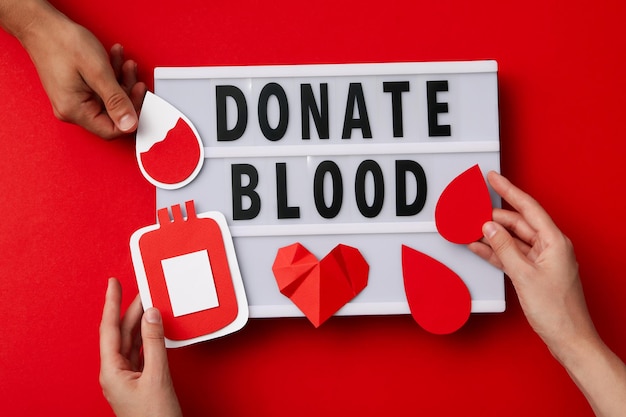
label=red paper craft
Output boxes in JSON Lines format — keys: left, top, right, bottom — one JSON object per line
{"left": 136, "top": 92, "right": 204, "bottom": 190}
{"left": 402, "top": 245, "right": 471, "bottom": 335}
{"left": 435, "top": 164, "right": 492, "bottom": 244}
{"left": 131, "top": 201, "right": 248, "bottom": 347}
{"left": 272, "top": 243, "right": 369, "bottom": 327}
{"left": 140, "top": 118, "right": 201, "bottom": 185}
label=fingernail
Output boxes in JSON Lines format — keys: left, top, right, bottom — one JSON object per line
{"left": 483, "top": 222, "right": 498, "bottom": 239}
{"left": 145, "top": 308, "right": 161, "bottom": 324}
{"left": 118, "top": 114, "right": 137, "bottom": 131}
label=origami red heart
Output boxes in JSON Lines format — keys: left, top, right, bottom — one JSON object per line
{"left": 435, "top": 164, "right": 492, "bottom": 244}
{"left": 402, "top": 245, "right": 471, "bottom": 334}
{"left": 272, "top": 243, "right": 369, "bottom": 327}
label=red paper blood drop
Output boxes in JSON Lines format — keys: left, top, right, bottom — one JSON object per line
{"left": 136, "top": 92, "right": 204, "bottom": 190}
{"left": 402, "top": 245, "right": 471, "bottom": 334}
{"left": 140, "top": 118, "right": 201, "bottom": 185}
{"left": 435, "top": 164, "right": 492, "bottom": 244}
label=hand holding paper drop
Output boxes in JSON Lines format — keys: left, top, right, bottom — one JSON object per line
{"left": 136, "top": 92, "right": 204, "bottom": 189}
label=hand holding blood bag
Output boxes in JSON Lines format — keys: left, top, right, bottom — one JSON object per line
{"left": 130, "top": 200, "right": 248, "bottom": 348}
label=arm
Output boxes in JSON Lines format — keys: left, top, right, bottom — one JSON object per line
{"left": 469, "top": 171, "right": 626, "bottom": 417}
{"left": 99, "top": 278, "right": 183, "bottom": 417}
{"left": 0, "top": 0, "right": 146, "bottom": 139}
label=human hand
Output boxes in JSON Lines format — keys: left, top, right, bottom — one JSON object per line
{"left": 12, "top": 2, "right": 146, "bottom": 139}
{"left": 99, "top": 278, "right": 182, "bottom": 417}
{"left": 468, "top": 171, "right": 599, "bottom": 359}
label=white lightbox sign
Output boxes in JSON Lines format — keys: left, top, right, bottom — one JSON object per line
{"left": 154, "top": 61, "right": 504, "bottom": 318}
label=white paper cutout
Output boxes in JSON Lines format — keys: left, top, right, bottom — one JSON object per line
{"left": 161, "top": 249, "right": 220, "bottom": 317}
{"left": 136, "top": 91, "right": 205, "bottom": 190}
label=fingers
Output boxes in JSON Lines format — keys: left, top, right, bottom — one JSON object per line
{"left": 487, "top": 171, "right": 557, "bottom": 234}
{"left": 99, "top": 281, "right": 148, "bottom": 376}
{"left": 468, "top": 231, "right": 532, "bottom": 269}
{"left": 93, "top": 76, "right": 138, "bottom": 134}
{"left": 481, "top": 221, "right": 532, "bottom": 280}
{"left": 81, "top": 43, "right": 143, "bottom": 139}
{"left": 110, "top": 43, "right": 124, "bottom": 81}
{"left": 119, "top": 295, "right": 143, "bottom": 361}
{"left": 64, "top": 72, "right": 138, "bottom": 139}
{"left": 467, "top": 240, "right": 505, "bottom": 270}
{"left": 121, "top": 60, "right": 138, "bottom": 92}
{"left": 81, "top": 44, "right": 139, "bottom": 137}
{"left": 129, "top": 81, "right": 148, "bottom": 115}
{"left": 114, "top": 45, "right": 147, "bottom": 114}
{"left": 492, "top": 208, "right": 537, "bottom": 246}
{"left": 99, "top": 278, "right": 123, "bottom": 366}
{"left": 140, "top": 308, "right": 171, "bottom": 380}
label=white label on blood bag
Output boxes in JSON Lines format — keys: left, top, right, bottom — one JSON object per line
{"left": 161, "top": 249, "right": 219, "bottom": 317}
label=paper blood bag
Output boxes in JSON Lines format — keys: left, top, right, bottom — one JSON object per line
{"left": 130, "top": 200, "right": 248, "bottom": 348}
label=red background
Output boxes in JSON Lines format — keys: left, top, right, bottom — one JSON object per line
{"left": 1, "top": 1, "right": 625, "bottom": 415}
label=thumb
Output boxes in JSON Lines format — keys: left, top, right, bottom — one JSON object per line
{"left": 85, "top": 61, "right": 138, "bottom": 134}
{"left": 141, "top": 308, "right": 171, "bottom": 379}
{"left": 97, "top": 81, "right": 138, "bottom": 133}
{"left": 482, "top": 221, "right": 529, "bottom": 279}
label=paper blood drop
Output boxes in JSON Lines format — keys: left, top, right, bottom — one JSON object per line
{"left": 136, "top": 92, "right": 204, "bottom": 190}
{"left": 272, "top": 243, "right": 369, "bottom": 327}
{"left": 435, "top": 164, "right": 492, "bottom": 244}
{"left": 140, "top": 118, "right": 200, "bottom": 185}
{"left": 402, "top": 245, "right": 471, "bottom": 335}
